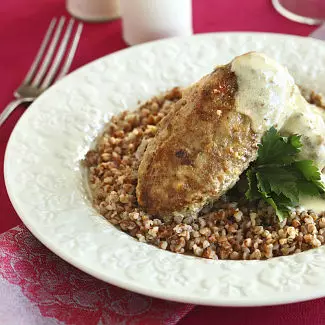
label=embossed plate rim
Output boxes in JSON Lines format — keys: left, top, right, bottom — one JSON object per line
{"left": 5, "top": 32, "right": 325, "bottom": 306}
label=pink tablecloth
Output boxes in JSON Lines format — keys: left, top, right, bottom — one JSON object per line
{"left": 0, "top": 0, "right": 320, "bottom": 324}
{"left": 0, "top": 225, "right": 193, "bottom": 325}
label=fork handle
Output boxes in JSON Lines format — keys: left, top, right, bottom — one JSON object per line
{"left": 0, "top": 98, "right": 32, "bottom": 127}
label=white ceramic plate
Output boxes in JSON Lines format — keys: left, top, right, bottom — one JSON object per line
{"left": 5, "top": 33, "right": 325, "bottom": 307}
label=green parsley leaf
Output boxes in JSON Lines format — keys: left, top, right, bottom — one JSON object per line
{"left": 256, "top": 126, "right": 302, "bottom": 165}
{"left": 294, "top": 160, "right": 325, "bottom": 192}
{"left": 245, "top": 169, "right": 261, "bottom": 200}
{"left": 256, "top": 166, "right": 300, "bottom": 203}
{"left": 259, "top": 192, "right": 291, "bottom": 222}
{"left": 245, "top": 127, "right": 325, "bottom": 222}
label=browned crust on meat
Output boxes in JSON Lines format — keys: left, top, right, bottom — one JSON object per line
{"left": 136, "top": 64, "right": 260, "bottom": 216}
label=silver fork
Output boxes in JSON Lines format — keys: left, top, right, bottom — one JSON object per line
{"left": 0, "top": 17, "right": 83, "bottom": 127}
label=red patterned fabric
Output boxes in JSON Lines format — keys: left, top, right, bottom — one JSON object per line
{"left": 0, "top": 225, "right": 193, "bottom": 324}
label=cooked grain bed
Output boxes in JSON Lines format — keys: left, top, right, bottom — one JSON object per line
{"left": 84, "top": 88, "right": 325, "bottom": 260}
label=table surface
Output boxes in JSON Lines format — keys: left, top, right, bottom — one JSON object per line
{"left": 0, "top": 0, "right": 318, "bottom": 324}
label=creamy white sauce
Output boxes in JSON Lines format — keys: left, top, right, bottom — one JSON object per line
{"left": 300, "top": 196, "right": 325, "bottom": 213}
{"left": 281, "top": 101, "right": 325, "bottom": 172}
{"left": 231, "top": 52, "right": 296, "bottom": 133}
{"left": 231, "top": 52, "right": 325, "bottom": 211}
{"left": 231, "top": 51, "right": 325, "bottom": 172}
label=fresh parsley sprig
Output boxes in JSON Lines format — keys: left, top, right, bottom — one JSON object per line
{"left": 245, "top": 127, "right": 325, "bottom": 221}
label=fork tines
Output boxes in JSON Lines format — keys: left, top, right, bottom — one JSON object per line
{"left": 24, "top": 17, "right": 83, "bottom": 90}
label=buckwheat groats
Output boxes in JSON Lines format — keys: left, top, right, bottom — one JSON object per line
{"left": 84, "top": 87, "right": 325, "bottom": 260}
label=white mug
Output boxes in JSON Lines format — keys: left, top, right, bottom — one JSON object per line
{"left": 66, "top": 0, "right": 120, "bottom": 22}
{"left": 120, "top": 0, "right": 193, "bottom": 45}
